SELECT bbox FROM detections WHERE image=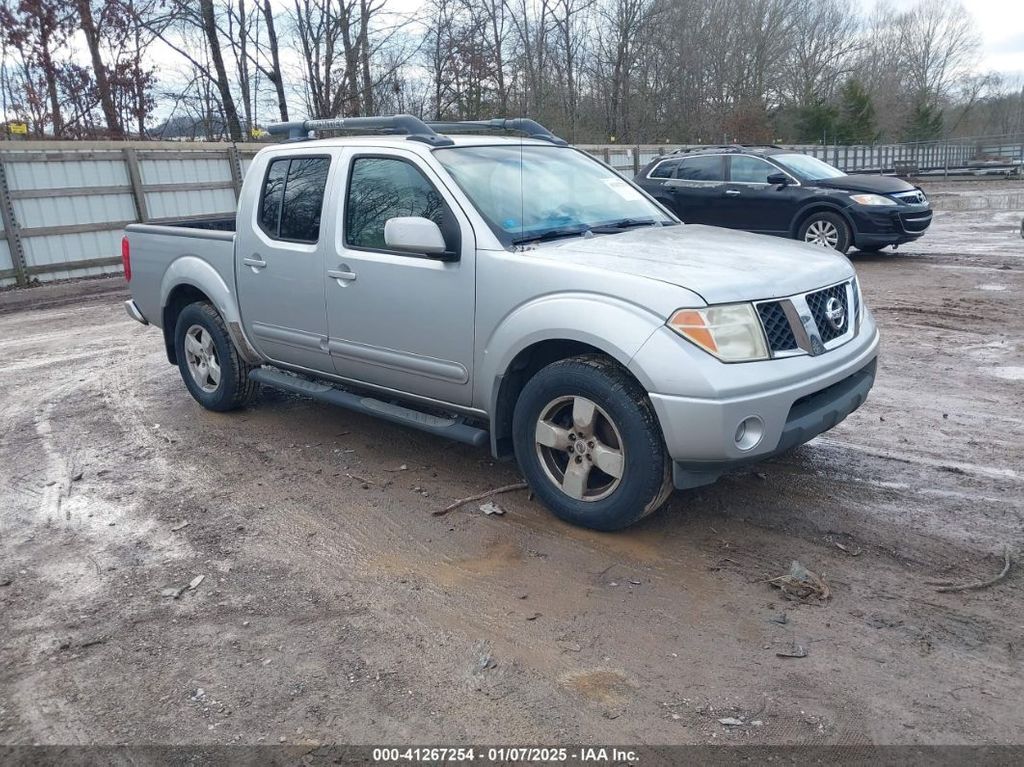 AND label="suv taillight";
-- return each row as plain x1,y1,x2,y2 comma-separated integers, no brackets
121,236,131,282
